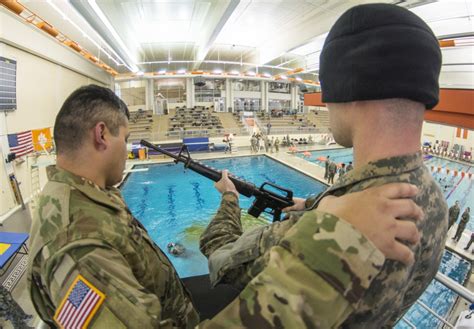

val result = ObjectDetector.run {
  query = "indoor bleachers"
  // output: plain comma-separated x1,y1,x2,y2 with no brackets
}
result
167,106,225,136
256,112,317,132
307,110,330,131
128,109,153,141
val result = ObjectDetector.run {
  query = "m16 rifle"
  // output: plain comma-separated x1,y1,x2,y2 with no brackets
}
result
140,140,294,222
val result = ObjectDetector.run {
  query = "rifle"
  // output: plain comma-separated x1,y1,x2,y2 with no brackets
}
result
140,140,294,222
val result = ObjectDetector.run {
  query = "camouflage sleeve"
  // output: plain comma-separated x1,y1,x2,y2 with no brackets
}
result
46,245,175,328
200,192,303,290
304,191,325,209
199,192,243,258
199,211,385,328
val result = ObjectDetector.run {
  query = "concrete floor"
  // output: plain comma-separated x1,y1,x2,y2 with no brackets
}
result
4,142,473,328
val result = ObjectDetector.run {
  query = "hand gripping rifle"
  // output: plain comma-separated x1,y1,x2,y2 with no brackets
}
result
140,140,294,222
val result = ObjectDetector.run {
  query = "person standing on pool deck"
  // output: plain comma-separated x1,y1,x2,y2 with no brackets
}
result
324,155,330,179
448,200,461,230
27,84,422,329
199,4,447,327
453,207,471,242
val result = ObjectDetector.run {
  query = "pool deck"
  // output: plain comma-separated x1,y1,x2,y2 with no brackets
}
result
126,144,474,263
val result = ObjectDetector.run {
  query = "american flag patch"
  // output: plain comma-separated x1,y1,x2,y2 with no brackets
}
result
54,275,105,329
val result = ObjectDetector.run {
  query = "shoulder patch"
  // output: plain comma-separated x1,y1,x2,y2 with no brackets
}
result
54,274,106,329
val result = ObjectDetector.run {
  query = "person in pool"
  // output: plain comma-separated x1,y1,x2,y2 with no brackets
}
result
167,242,186,256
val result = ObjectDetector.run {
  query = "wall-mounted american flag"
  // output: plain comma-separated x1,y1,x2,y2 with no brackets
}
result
7,130,34,157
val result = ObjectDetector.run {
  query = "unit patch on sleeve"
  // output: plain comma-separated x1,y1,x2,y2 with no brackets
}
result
53,274,106,329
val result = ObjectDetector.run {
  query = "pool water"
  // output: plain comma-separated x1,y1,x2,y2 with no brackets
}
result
395,250,471,329
121,154,471,328
121,155,327,278
298,149,474,232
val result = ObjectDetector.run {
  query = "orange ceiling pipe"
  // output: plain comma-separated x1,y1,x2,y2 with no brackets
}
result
64,40,82,53
0,0,24,14
1,0,117,76
439,40,455,47
36,22,59,38
287,67,304,75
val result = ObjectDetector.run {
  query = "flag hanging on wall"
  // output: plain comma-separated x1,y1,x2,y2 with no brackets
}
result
7,130,34,157
32,127,53,151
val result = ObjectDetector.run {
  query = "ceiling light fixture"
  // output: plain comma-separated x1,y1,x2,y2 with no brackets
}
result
87,0,139,72
46,0,121,66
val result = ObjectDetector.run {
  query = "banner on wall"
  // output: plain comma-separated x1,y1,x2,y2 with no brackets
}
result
32,127,53,151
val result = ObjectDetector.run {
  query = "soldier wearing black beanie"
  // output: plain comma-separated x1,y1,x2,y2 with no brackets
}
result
312,3,448,328
320,3,442,109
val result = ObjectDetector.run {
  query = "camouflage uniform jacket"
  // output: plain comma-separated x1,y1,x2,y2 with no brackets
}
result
28,166,199,328
460,211,470,225
448,204,460,227
199,152,447,328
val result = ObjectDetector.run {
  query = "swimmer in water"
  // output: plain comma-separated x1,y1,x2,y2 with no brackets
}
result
167,242,186,256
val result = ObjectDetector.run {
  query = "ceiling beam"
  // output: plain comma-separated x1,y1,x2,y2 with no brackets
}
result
193,0,240,70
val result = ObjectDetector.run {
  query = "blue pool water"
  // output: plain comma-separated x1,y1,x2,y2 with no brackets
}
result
395,250,471,329
298,149,474,232
121,155,327,278
121,154,471,328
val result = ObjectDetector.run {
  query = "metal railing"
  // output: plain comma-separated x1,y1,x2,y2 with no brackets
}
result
400,272,473,328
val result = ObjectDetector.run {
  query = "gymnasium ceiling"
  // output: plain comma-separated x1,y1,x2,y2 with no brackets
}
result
12,0,474,79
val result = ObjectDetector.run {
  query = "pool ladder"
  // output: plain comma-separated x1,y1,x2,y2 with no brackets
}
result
400,272,474,328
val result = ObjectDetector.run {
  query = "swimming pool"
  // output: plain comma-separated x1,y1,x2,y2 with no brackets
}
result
395,250,471,329
298,149,474,232
121,155,327,278
121,154,471,328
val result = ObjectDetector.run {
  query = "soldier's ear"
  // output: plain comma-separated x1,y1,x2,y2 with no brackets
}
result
93,122,107,151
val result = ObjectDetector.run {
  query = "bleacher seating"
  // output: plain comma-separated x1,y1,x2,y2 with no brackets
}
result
168,106,225,134
307,110,330,131
257,112,316,131
128,109,153,141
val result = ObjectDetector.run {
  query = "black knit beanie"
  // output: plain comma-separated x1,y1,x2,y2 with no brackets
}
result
319,3,441,109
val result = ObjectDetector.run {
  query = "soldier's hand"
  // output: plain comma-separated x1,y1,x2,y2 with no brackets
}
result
215,170,239,198
317,183,423,266
282,197,306,212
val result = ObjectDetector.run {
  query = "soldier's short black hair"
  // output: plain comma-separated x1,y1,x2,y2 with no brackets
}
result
54,84,129,154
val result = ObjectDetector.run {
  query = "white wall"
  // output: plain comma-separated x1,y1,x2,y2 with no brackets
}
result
268,92,292,101
422,122,474,151
128,105,147,112
234,91,262,99
0,9,113,217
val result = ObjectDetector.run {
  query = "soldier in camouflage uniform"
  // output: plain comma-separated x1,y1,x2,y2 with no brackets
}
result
199,4,447,328
327,160,337,184
453,207,471,242
448,200,461,230
28,85,198,328
0,285,33,328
